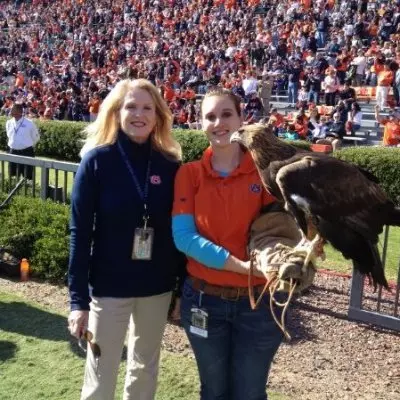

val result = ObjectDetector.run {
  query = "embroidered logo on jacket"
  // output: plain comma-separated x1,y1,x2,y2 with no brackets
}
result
250,184,261,193
150,175,162,185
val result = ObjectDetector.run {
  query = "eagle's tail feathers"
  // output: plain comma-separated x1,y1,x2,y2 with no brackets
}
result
353,244,389,291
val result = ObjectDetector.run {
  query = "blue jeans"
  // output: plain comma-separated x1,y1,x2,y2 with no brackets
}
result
308,90,319,105
180,279,286,400
288,82,298,105
315,31,326,48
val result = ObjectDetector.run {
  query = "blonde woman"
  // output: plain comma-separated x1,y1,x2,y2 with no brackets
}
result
68,79,185,400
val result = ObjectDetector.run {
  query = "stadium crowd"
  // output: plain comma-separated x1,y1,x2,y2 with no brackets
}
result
1,0,400,145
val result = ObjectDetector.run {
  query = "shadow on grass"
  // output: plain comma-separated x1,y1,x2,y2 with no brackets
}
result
0,300,88,359
0,299,130,362
0,340,17,361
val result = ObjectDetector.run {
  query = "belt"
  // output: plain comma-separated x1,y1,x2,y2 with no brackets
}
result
188,277,265,301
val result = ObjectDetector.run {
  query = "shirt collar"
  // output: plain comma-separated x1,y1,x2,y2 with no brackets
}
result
200,146,256,178
117,130,152,160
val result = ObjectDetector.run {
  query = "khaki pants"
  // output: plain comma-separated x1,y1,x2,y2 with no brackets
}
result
81,292,172,400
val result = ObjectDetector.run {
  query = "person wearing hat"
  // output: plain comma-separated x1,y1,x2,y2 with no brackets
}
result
375,105,400,146
5,103,40,180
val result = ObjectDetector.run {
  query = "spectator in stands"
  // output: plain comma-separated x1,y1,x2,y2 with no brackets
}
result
268,107,285,135
324,69,339,106
351,49,367,86
376,62,394,109
242,71,259,100
375,105,400,147
316,112,345,150
287,59,302,108
258,74,273,116
244,91,263,123
282,123,300,140
346,102,363,135
305,67,322,105
393,65,400,107
338,80,357,111
5,103,40,180
297,83,309,110
68,79,184,400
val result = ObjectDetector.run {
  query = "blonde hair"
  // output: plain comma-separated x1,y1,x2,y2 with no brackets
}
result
80,79,181,161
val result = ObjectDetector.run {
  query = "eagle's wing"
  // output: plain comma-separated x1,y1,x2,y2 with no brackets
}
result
270,154,393,288
273,154,388,217
271,154,389,240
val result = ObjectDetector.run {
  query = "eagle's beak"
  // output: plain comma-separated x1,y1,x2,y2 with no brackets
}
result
230,130,242,144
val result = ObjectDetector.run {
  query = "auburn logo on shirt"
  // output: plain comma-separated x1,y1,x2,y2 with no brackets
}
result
250,184,261,193
150,175,161,185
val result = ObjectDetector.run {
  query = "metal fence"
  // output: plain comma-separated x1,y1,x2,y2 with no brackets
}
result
0,153,78,203
349,225,400,331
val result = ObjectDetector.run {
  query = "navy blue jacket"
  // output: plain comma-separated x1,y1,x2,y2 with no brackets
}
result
68,132,185,311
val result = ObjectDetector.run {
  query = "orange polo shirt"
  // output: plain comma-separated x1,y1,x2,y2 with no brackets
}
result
173,147,275,287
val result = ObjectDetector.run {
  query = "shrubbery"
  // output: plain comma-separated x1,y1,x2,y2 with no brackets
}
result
0,195,70,282
334,146,400,205
0,117,311,163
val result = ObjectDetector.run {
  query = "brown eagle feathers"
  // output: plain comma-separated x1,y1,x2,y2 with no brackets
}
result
231,124,400,289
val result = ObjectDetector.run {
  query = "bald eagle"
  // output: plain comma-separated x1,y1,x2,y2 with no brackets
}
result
231,124,400,289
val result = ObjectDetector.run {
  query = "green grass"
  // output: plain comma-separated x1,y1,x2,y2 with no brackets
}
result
0,292,288,400
319,226,400,282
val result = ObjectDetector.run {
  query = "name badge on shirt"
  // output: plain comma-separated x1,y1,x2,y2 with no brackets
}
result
190,307,208,338
132,227,154,260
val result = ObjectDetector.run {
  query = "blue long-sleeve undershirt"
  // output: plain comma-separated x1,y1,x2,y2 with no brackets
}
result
172,214,230,269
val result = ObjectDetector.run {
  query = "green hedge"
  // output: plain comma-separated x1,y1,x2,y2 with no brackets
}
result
0,196,70,282
0,117,311,163
334,147,400,205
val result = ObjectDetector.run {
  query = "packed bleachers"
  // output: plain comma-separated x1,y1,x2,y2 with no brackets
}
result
1,0,400,146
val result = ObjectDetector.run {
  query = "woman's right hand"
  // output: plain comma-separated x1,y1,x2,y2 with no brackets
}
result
68,310,89,339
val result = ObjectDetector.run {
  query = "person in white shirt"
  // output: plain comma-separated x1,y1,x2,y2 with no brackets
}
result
242,71,258,99
346,102,363,135
351,49,367,86
6,103,40,180
323,69,339,106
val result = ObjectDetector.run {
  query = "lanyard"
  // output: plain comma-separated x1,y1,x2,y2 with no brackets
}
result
13,118,24,136
117,141,152,225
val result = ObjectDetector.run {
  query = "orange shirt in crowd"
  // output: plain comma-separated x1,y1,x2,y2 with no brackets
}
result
88,98,101,114
382,120,400,146
268,112,285,128
163,85,175,102
15,73,24,88
377,70,394,87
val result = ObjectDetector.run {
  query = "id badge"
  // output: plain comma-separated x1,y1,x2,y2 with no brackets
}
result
132,227,154,260
190,307,208,338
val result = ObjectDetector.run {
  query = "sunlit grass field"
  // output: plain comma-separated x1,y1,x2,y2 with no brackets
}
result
0,292,288,400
